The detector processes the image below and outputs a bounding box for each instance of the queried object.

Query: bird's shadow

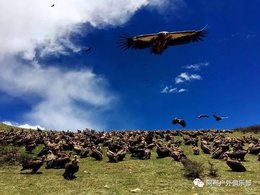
[20,172,42,175]
[226,170,250,173]
[64,176,77,180]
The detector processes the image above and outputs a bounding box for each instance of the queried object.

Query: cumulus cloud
[147,0,186,14]
[182,62,209,71]
[178,88,187,93]
[0,0,184,60]
[2,121,45,130]
[0,56,117,131]
[175,72,201,84]
[0,0,185,131]
[160,86,187,94]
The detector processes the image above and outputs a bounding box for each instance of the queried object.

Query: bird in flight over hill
[197,114,209,119]
[117,25,209,55]
[213,115,228,121]
[172,117,186,128]
[86,47,92,52]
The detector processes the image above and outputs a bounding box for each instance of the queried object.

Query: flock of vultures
[1,4,256,184]
[1,128,260,180]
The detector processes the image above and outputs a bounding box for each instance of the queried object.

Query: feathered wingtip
[116,32,132,50]
[200,24,209,36]
[202,24,209,30]
[117,32,131,38]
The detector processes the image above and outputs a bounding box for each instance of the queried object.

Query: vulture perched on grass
[79,147,90,158]
[90,146,103,161]
[117,25,209,55]
[106,148,119,163]
[46,151,72,169]
[213,115,228,121]
[223,153,247,172]
[63,155,79,180]
[156,144,171,158]
[178,153,194,168]
[25,141,36,154]
[117,148,127,161]
[21,155,46,173]
[172,117,186,128]
[45,150,56,168]
[192,145,200,155]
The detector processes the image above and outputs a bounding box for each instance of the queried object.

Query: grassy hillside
[0,125,259,195]
[0,122,27,131]
[233,124,260,133]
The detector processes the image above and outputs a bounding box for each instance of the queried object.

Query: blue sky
[0,0,259,131]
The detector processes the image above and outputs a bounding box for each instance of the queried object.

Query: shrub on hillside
[0,141,34,166]
[208,161,218,177]
[233,125,260,133]
[184,161,204,179]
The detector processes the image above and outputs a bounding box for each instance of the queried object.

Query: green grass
[0,122,25,131]
[0,124,260,195]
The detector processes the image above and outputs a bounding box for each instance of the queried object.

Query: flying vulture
[213,115,228,121]
[117,25,209,55]
[197,114,209,119]
[172,117,186,128]
[51,4,55,7]
[86,47,92,52]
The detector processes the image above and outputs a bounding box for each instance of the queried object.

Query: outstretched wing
[166,25,209,46]
[213,115,221,120]
[180,120,186,128]
[198,114,209,119]
[117,33,158,50]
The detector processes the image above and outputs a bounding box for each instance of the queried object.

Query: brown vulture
[21,156,46,173]
[223,153,247,172]
[197,114,209,119]
[213,115,228,121]
[63,155,79,180]
[86,47,92,52]
[117,25,209,55]
[172,117,186,128]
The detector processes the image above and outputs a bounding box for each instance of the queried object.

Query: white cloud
[160,86,169,93]
[2,121,45,130]
[0,56,117,131]
[160,86,187,94]
[169,88,178,93]
[247,34,256,39]
[0,0,183,60]
[178,88,187,93]
[182,62,209,71]
[0,0,185,131]
[147,0,186,14]
[175,72,201,84]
